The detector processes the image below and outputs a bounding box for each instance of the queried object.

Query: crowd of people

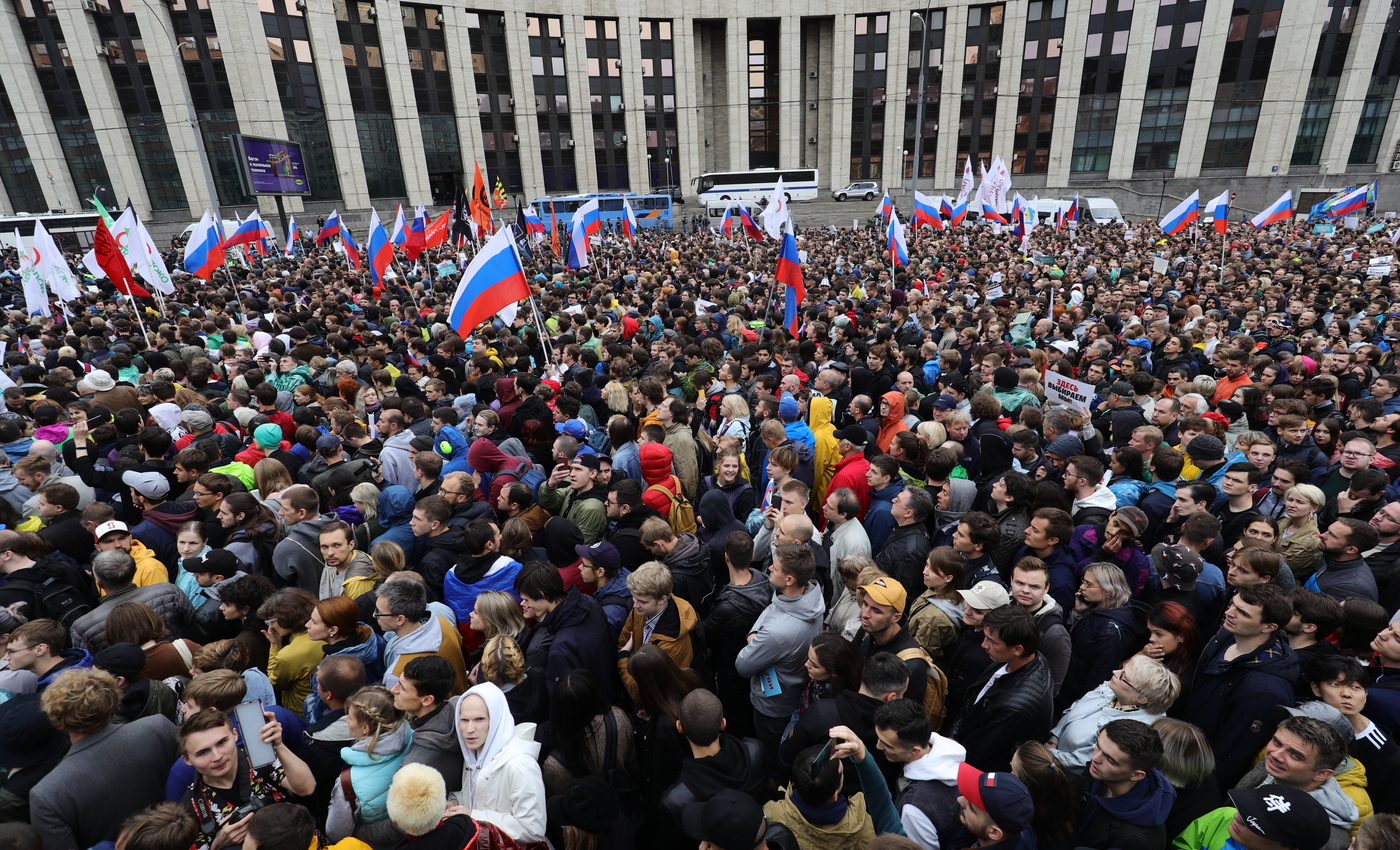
[2,212,1400,850]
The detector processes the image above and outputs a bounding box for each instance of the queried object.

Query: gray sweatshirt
[734,581,825,718]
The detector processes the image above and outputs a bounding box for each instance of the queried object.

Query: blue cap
[555,419,588,439]
[1125,338,1152,349]
[778,392,799,420]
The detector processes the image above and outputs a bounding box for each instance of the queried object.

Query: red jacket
[640,443,679,518]
[828,453,872,519]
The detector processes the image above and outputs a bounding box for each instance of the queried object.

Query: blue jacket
[784,419,817,454]
[866,482,905,554]
[443,555,523,625]
[1137,480,1176,531]
[1276,439,1330,483]
[304,628,386,723]
[341,724,413,823]
[434,425,472,476]
[1058,602,1148,710]
[592,569,633,637]
[524,587,617,702]
[370,485,424,564]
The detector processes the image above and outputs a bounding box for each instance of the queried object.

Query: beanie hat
[993,366,1018,389]
[253,423,283,451]
[387,763,447,837]
[1187,434,1225,461]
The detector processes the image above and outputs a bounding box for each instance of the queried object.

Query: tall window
[403,4,461,206]
[903,10,944,180]
[958,4,1004,177]
[1291,0,1358,166]
[170,0,252,206]
[0,80,46,213]
[1134,0,1206,170]
[748,20,779,169]
[1350,0,1400,165]
[586,17,627,190]
[527,14,575,192]
[1070,0,1133,172]
[1014,0,1065,174]
[467,11,521,193]
[14,0,115,207]
[1201,0,1284,169]
[849,14,889,181]
[640,19,677,188]
[262,0,340,201]
[335,1,405,198]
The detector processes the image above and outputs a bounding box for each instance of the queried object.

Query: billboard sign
[234,134,311,196]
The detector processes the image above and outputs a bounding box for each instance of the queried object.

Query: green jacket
[270,365,313,393]
[538,482,609,544]
[1171,807,1235,850]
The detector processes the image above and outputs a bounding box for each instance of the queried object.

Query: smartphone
[809,737,838,780]
[231,700,277,768]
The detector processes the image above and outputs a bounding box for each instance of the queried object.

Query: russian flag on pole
[887,211,909,266]
[184,210,226,280]
[522,205,547,238]
[913,191,941,229]
[223,210,270,248]
[1328,185,1368,218]
[1012,195,1025,238]
[720,206,734,239]
[622,197,638,244]
[1207,191,1231,234]
[1066,196,1079,225]
[284,216,299,257]
[567,198,601,269]
[1161,191,1200,235]
[340,221,360,269]
[390,204,407,246]
[1251,191,1294,229]
[317,210,341,245]
[737,204,764,240]
[939,196,954,219]
[949,196,969,227]
[980,202,1008,224]
[448,227,531,338]
[366,208,393,285]
[404,205,428,260]
[775,220,804,336]
[877,192,894,218]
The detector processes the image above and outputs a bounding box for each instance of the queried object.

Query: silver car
[833,181,879,202]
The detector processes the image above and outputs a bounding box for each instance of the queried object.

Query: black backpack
[0,571,92,629]
[552,710,642,835]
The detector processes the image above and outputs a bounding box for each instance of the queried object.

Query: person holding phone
[176,706,317,850]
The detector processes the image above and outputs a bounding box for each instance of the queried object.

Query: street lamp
[909,9,931,210]
[177,37,222,225]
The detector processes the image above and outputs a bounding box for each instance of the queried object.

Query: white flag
[133,216,176,295]
[974,162,992,209]
[32,220,83,301]
[14,232,52,318]
[990,156,1012,211]
[761,176,790,240]
[959,157,975,202]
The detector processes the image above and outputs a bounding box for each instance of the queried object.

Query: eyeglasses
[192,490,213,498]
[1113,669,1146,698]
[1341,450,1371,458]
[3,645,30,656]
[372,611,401,620]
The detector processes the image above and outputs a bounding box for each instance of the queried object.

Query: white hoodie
[899,733,966,850]
[456,683,547,844]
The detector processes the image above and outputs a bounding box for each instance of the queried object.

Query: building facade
[3,0,1400,230]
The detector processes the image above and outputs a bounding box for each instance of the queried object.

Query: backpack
[647,479,698,535]
[0,572,92,629]
[493,461,547,501]
[897,646,950,732]
[585,426,612,456]
[551,710,643,835]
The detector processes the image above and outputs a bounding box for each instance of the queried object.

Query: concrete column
[0,4,77,211]
[51,3,151,213]
[993,0,1028,164]
[616,15,648,191]
[828,14,855,190]
[208,0,288,140]
[375,0,431,205]
[505,10,546,200]
[884,13,912,193]
[672,17,704,194]
[935,5,969,195]
[441,6,484,197]
[1320,0,1392,174]
[1249,1,1327,176]
[130,4,208,218]
[778,16,803,171]
[727,20,747,170]
[1047,0,1094,187]
[1174,0,1235,179]
[303,5,368,208]
[1108,0,1160,181]
[557,15,594,194]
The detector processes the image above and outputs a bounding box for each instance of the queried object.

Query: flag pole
[528,292,554,365]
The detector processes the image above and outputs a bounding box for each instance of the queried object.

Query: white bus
[696,168,820,204]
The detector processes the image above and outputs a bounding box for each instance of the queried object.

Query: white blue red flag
[1161,191,1200,235]
[887,211,909,266]
[184,209,226,280]
[775,220,805,336]
[1251,192,1293,229]
[317,210,341,245]
[366,208,393,285]
[448,227,531,337]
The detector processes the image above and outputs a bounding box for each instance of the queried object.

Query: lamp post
[909,9,931,210]
[177,37,222,227]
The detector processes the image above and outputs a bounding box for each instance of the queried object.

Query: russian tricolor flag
[1251,191,1293,229]
[622,197,638,244]
[887,211,909,266]
[317,210,341,245]
[340,221,360,269]
[949,196,969,227]
[720,206,734,239]
[737,204,764,240]
[913,191,941,229]
[404,205,428,260]
[366,208,393,285]
[448,227,531,338]
[877,192,894,218]
[775,220,805,336]
[939,196,954,219]
[284,215,299,257]
[223,210,270,248]
[1207,191,1230,234]
[1161,191,1200,235]
[567,198,601,269]
[980,202,1008,224]
[390,204,407,247]
[1328,185,1368,218]
[522,205,546,237]
[183,209,225,281]
[1066,196,1079,226]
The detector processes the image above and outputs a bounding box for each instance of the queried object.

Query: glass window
[856,17,867,35]
[1029,1,1043,19]
[1025,40,1038,59]
[660,58,672,76]
[431,51,446,71]
[588,57,600,76]
[605,19,617,39]
[552,57,564,75]
[873,52,886,70]
[584,19,597,39]
[1260,10,1280,37]
[1112,31,1129,53]
[547,17,561,38]
[1046,39,1061,57]
[966,45,979,64]
[531,56,544,75]
[876,14,888,33]
[658,21,671,39]
[364,45,381,67]
[640,20,652,39]
[267,37,285,61]
[527,17,540,36]
[1086,32,1102,55]
[342,44,357,65]
[990,5,1005,24]
[292,39,312,63]
[1227,15,1248,40]
[1154,25,1172,50]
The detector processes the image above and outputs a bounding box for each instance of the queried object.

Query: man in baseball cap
[854,577,929,707]
[956,762,1034,848]
[682,788,781,850]
[1173,785,1331,850]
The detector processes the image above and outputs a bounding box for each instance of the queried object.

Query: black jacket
[524,587,616,703]
[610,505,665,572]
[38,510,95,565]
[703,570,770,686]
[948,654,1055,771]
[778,690,897,793]
[876,523,933,610]
[416,526,465,596]
[1057,603,1148,712]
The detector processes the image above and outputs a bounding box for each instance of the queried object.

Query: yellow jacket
[267,630,326,720]
[617,597,698,702]
[100,540,169,595]
[809,397,839,508]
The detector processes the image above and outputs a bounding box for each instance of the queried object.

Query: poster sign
[234,134,311,195]
[1344,216,1360,229]
[436,261,460,277]
[1313,224,1335,234]
[1368,257,1392,278]
[1152,257,1168,274]
[1368,223,1386,234]
[1044,372,1096,415]
[985,284,1005,300]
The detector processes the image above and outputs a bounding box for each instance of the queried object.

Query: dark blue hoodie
[1076,768,1177,850]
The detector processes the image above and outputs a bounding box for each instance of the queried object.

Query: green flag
[91,196,113,225]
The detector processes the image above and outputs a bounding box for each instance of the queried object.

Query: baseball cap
[834,425,868,448]
[571,453,601,471]
[957,580,1011,610]
[1107,380,1136,398]
[316,433,343,452]
[93,520,129,541]
[1227,786,1331,850]
[957,762,1034,834]
[575,540,620,572]
[682,789,766,850]
[1151,542,1204,590]
[556,419,589,439]
[933,394,957,410]
[121,470,170,500]
[1112,506,1148,538]
[859,577,907,612]
[779,392,799,420]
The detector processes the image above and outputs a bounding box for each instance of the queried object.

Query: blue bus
[529,193,674,231]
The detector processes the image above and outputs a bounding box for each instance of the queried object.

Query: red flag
[425,210,451,248]
[93,217,151,298]
[550,199,560,256]
[470,163,493,236]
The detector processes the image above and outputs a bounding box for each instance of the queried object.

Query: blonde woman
[473,634,548,725]
[716,394,751,440]
[350,482,384,548]
[468,590,529,664]
[915,421,948,453]
[1274,484,1325,580]
[1049,655,1180,774]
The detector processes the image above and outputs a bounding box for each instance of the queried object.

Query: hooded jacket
[524,587,615,702]
[896,733,968,850]
[661,532,713,615]
[1059,602,1149,710]
[455,683,547,844]
[617,596,699,701]
[735,580,825,718]
[1236,756,1363,848]
[809,397,840,506]
[663,421,700,497]
[1050,681,1164,773]
[274,514,333,593]
[661,733,766,827]
[434,424,472,476]
[319,549,377,601]
[509,395,551,440]
[383,615,470,695]
[370,485,425,564]
[1070,483,1119,527]
[538,481,609,545]
[639,443,684,518]
[875,391,910,453]
[609,503,665,571]
[1183,631,1300,786]
[466,438,533,511]
[415,525,466,596]
[402,696,464,793]
[699,489,746,575]
[493,378,521,432]
[131,500,199,574]
[330,722,413,832]
[304,627,386,722]
[379,431,417,490]
[865,481,905,554]
[1077,769,1178,850]
[1069,523,1153,597]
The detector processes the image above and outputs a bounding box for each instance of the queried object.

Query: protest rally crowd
[3,201,1400,850]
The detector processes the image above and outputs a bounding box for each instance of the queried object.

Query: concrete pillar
[935,5,969,195]
[1249,1,1328,176]
[1174,0,1236,179]
[0,4,77,211]
[884,13,912,193]
[993,0,1028,165]
[727,20,747,170]
[130,4,208,219]
[303,4,368,208]
[51,3,151,213]
[616,15,647,192]
[778,15,803,171]
[1047,0,1094,187]
[828,14,856,190]
[441,6,484,198]
[1108,0,1160,181]
[208,0,290,140]
[504,10,545,201]
[1321,0,1393,175]
[375,0,431,205]
[672,17,704,194]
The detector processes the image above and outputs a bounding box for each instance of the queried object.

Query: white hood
[1073,483,1118,513]
[903,733,966,785]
